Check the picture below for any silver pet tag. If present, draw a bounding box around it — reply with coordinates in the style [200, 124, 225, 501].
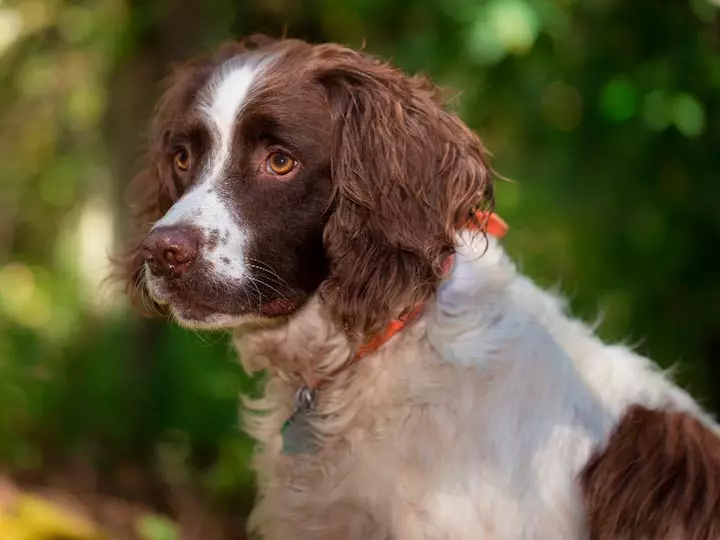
[281, 386, 318, 455]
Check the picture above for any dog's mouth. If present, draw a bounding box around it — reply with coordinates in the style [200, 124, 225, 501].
[146, 272, 302, 328]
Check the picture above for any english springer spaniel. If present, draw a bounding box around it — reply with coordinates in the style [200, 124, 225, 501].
[118, 36, 720, 539]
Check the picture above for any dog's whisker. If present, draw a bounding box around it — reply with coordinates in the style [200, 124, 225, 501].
[246, 259, 292, 288]
[249, 278, 264, 311]
[134, 266, 155, 315]
[246, 268, 290, 289]
[247, 277, 289, 301]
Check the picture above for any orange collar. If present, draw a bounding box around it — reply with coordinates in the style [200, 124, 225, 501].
[355, 210, 508, 359]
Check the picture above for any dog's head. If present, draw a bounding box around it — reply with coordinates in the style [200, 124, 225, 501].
[118, 36, 493, 336]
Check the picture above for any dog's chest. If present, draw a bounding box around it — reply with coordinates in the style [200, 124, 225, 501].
[271, 357, 595, 540]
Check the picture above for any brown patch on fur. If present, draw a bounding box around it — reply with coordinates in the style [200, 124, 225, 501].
[580, 405, 720, 540]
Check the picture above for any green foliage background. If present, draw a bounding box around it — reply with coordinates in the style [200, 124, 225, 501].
[0, 0, 718, 530]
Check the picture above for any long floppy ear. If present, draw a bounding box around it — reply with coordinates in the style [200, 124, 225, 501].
[312, 45, 494, 337]
[114, 35, 280, 313]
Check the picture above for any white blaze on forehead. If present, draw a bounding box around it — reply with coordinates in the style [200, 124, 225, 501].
[199, 54, 274, 181]
[151, 56, 272, 282]
[201, 62, 259, 175]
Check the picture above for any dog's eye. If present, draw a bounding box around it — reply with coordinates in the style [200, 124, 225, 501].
[266, 152, 296, 176]
[174, 148, 190, 172]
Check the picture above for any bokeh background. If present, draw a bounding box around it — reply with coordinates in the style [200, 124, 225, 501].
[1, 0, 719, 538]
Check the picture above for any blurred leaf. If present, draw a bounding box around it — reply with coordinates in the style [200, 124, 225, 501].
[672, 92, 705, 137]
[600, 78, 637, 122]
[135, 514, 178, 540]
[0, 494, 102, 540]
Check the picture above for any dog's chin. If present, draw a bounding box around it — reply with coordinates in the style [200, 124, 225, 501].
[170, 298, 299, 330]
[172, 310, 270, 330]
[145, 270, 304, 330]
[149, 286, 300, 331]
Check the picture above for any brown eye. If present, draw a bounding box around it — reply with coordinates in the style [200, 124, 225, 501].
[266, 152, 296, 176]
[174, 148, 190, 171]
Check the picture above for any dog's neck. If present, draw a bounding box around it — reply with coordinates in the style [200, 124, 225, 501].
[233, 293, 431, 456]
[232, 296, 355, 388]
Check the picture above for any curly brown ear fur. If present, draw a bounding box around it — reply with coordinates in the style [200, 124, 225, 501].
[311, 45, 494, 337]
[112, 35, 279, 314]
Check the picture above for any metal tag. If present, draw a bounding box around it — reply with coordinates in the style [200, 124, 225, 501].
[281, 386, 318, 455]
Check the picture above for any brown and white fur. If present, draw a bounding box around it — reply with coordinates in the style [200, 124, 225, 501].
[118, 36, 720, 539]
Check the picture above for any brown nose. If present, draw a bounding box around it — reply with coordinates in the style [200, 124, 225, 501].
[142, 226, 198, 279]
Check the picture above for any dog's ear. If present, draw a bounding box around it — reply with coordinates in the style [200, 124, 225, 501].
[312, 45, 494, 337]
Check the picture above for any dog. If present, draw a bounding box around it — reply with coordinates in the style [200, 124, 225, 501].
[118, 36, 720, 539]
